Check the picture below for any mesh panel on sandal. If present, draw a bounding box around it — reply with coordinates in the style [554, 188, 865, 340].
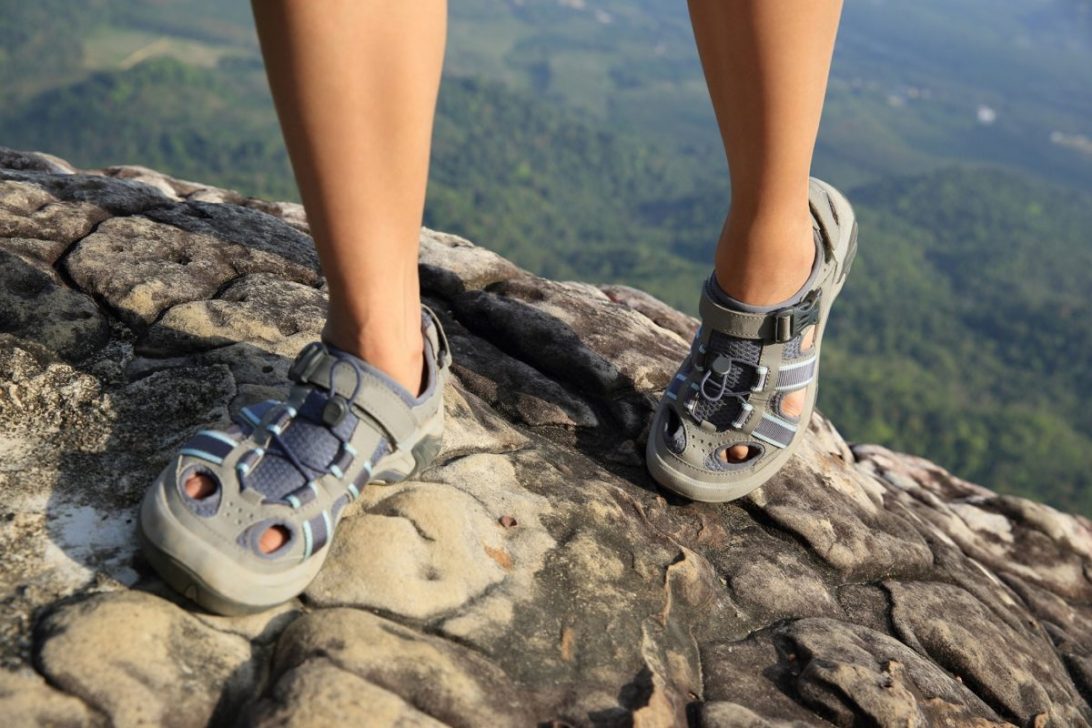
[684, 330, 763, 430]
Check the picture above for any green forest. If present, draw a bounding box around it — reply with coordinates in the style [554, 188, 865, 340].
[2, 0, 1091, 513]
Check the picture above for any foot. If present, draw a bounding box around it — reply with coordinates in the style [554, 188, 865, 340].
[143, 307, 453, 614]
[715, 220, 817, 464]
[183, 327, 428, 554]
[322, 315, 426, 398]
[645, 177, 858, 503]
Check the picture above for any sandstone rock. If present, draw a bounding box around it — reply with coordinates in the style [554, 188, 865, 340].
[0, 178, 107, 255]
[97, 165, 187, 201]
[3, 150, 1092, 727]
[142, 273, 327, 358]
[418, 227, 524, 295]
[451, 275, 685, 397]
[260, 609, 532, 726]
[248, 660, 447, 728]
[702, 634, 833, 725]
[0, 249, 110, 361]
[0, 669, 98, 727]
[699, 702, 814, 728]
[304, 482, 512, 617]
[444, 309, 598, 429]
[36, 592, 262, 727]
[0, 164, 172, 217]
[0, 341, 237, 666]
[776, 618, 1004, 726]
[97, 166, 313, 236]
[0, 147, 77, 175]
[436, 382, 531, 459]
[886, 580, 1086, 725]
[142, 200, 319, 276]
[0, 236, 72, 266]
[598, 283, 698, 342]
[64, 216, 316, 329]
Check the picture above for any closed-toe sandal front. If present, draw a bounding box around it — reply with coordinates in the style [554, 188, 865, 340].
[140, 306, 452, 615]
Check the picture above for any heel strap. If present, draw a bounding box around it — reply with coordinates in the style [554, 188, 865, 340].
[422, 304, 452, 368]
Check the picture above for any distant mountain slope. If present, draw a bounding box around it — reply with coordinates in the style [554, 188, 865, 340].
[0, 57, 713, 306]
[4, 0, 1091, 190]
[823, 167, 1092, 513]
[0, 57, 290, 198]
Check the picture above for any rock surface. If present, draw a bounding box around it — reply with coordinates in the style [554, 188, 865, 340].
[2, 147, 1092, 727]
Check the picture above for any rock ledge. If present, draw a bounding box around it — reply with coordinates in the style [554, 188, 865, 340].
[2, 147, 1091, 727]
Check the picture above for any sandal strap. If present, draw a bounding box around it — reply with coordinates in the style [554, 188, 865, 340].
[671, 275, 826, 448]
[286, 344, 418, 447]
[775, 355, 818, 391]
[809, 179, 839, 264]
[285, 307, 449, 448]
[751, 411, 799, 448]
[422, 304, 453, 368]
[697, 277, 822, 346]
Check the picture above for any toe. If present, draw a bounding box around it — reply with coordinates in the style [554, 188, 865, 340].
[184, 473, 216, 499]
[721, 443, 759, 463]
[259, 525, 290, 554]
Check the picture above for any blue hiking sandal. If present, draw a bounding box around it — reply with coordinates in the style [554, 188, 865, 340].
[646, 178, 858, 503]
[140, 306, 451, 615]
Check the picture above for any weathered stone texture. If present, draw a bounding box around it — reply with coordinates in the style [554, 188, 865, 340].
[2, 148, 1091, 727]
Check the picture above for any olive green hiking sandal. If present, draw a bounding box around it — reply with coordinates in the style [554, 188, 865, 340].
[646, 178, 857, 503]
[140, 306, 451, 615]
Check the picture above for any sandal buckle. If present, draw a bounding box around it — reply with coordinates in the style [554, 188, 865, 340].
[289, 342, 326, 383]
[774, 293, 821, 343]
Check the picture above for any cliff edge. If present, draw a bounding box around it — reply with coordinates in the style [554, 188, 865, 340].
[2, 147, 1092, 727]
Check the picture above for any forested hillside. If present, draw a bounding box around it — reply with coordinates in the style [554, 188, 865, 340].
[824, 169, 1092, 514]
[1, 0, 1090, 513]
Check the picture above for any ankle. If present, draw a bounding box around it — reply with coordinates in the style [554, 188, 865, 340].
[713, 213, 817, 307]
[321, 316, 426, 397]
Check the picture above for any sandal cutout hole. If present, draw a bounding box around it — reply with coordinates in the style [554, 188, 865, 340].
[778, 326, 816, 420]
[778, 390, 806, 420]
[184, 472, 218, 500]
[799, 324, 817, 354]
[179, 467, 223, 519]
[720, 444, 761, 464]
[242, 519, 295, 557]
[663, 409, 687, 454]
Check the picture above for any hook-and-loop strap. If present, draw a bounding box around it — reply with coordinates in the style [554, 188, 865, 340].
[698, 278, 821, 345]
[289, 344, 419, 447]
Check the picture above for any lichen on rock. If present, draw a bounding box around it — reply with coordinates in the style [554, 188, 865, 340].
[2, 147, 1092, 727]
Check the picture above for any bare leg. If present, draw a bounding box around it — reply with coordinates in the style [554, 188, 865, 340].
[687, 0, 843, 460]
[187, 0, 447, 553]
[252, 0, 446, 394]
